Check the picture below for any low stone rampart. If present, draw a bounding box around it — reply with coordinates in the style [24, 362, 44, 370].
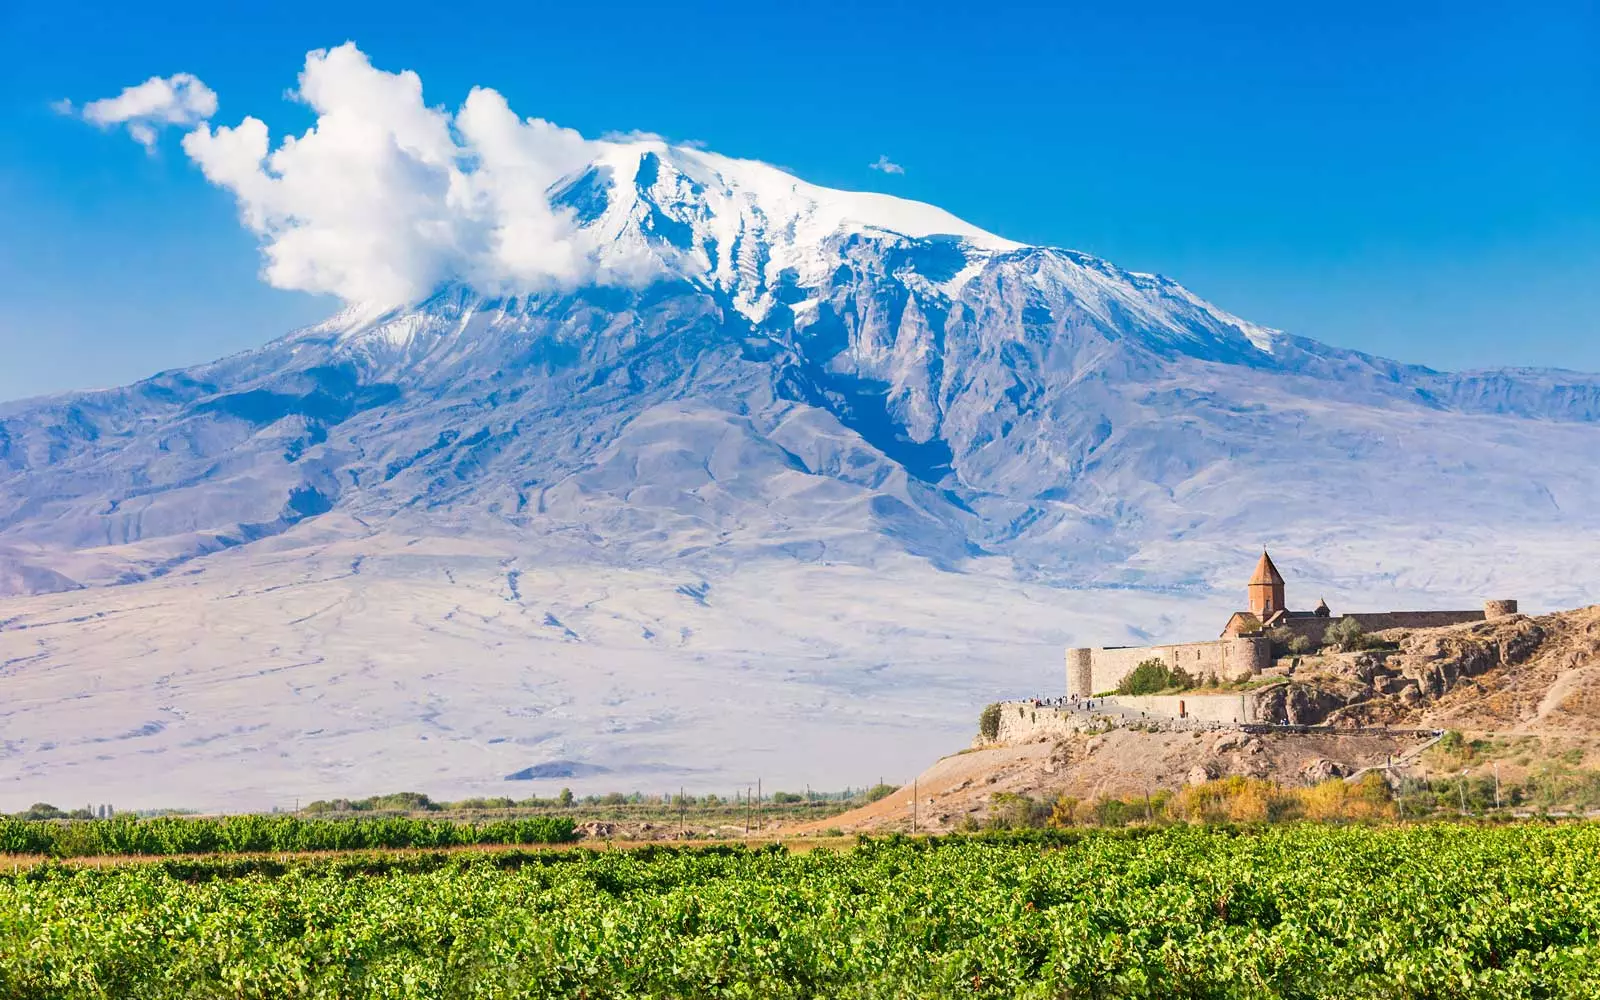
[990, 703, 1100, 744]
[1064, 637, 1270, 697]
[1104, 692, 1264, 725]
[1344, 611, 1485, 632]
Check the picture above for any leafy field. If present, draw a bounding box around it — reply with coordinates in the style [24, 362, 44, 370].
[1, 825, 1596, 998]
[0, 813, 576, 857]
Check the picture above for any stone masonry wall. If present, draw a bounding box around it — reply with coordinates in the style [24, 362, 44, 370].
[1064, 637, 1270, 697]
[1345, 611, 1485, 632]
[1105, 692, 1263, 725]
[989, 703, 1098, 745]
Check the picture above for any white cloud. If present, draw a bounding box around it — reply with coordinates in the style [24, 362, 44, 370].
[70, 73, 218, 150]
[175, 43, 609, 309]
[869, 154, 905, 175]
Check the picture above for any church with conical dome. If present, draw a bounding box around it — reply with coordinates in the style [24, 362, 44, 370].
[1063, 550, 1519, 700]
[1220, 550, 1333, 637]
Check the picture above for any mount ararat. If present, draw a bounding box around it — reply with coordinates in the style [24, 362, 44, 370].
[3, 139, 1598, 808]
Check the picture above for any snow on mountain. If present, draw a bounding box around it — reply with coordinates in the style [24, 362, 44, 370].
[3, 137, 1599, 807]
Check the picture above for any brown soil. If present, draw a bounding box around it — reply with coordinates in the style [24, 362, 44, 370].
[793, 729, 1424, 835]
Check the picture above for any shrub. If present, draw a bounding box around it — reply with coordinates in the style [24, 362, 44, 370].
[1323, 617, 1369, 651]
[986, 793, 1049, 830]
[978, 703, 1002, 741]
[1266, 625, 1295, 656]
[770, 792, 803, 804]
[1172, 777, 1292, 824]
[1288, 634, 1315, 655]
[1047, 795, 1080, 828]
[864, 784, 899, 804]
[1116, 659, 1192, 696]
[1300, 774, 1394, 821]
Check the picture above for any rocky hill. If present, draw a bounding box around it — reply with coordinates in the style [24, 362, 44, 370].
[1248, 606, 1600, 733]
[806, 606, 1600, 833]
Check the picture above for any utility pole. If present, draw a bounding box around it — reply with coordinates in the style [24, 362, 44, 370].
[1494, 763, 1502, 810]
[746, 786, 751, 834]
[680, 785, 685, 838]
[757, 778, 761, 833]
[1459, 769, 1468, 815]
[912, 778, 918, 833]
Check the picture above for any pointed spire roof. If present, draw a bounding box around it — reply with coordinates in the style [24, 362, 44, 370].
[1316, 596, 1330, 612]
[1249, 550, 1285, 586]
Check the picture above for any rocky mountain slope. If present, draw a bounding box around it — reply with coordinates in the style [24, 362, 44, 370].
[3, 137, 1600, 809]
[4, 140, 1600, 605]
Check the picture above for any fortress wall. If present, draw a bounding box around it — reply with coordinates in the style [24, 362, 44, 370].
[1344, 611, 1484, 632]
[990, 703, 1096, 745]
[1066, 637, 1270, 697]
[1106, 692, 1263, 725]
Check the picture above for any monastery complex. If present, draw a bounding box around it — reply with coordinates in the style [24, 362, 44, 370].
[1064, 551, 1519, 698]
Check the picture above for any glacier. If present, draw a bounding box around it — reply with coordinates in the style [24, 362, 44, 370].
[2, 138, 1599, 809]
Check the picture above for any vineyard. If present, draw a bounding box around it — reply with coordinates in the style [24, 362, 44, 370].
[1, 824, 1597, 998]
[0, 813, 576, 857]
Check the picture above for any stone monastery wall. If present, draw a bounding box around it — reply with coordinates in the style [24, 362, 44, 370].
[1065, 637, 1270, 698]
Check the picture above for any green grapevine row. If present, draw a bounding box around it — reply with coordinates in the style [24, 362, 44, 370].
[1, 824, 1597, 997]
[0, 813, 576, 857]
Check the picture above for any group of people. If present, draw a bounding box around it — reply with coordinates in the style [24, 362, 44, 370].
[1027, 695, 1099, 711]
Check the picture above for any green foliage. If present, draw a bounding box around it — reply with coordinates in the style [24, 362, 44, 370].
[2, 827, 1599, 997]
[1115, 658, 1193, 696]
[770, 791, 804, 804]
[0, 814, 576, 858]
[985, 792, 1050, 830]
[1323, 616, 1370, 651]
[864, 783, 898, 803]
[978, 702, 1002, 740]
[13, 803, 68, 822]
[557, 787, 574, 807]
[301, 791, 440, 814]
[1288, 633, 1315, 654]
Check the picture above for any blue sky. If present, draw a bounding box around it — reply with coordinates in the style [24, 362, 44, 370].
[1, 0, 1595, 401]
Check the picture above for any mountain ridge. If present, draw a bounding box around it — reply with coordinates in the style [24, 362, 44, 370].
[4, 138, 1600, 603]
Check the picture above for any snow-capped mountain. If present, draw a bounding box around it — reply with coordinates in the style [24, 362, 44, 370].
[2, 139, 1598, 808]
[5, 139, 1599, 599]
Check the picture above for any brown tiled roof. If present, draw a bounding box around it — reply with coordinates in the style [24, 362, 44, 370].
[1249, 550, 1285, 586]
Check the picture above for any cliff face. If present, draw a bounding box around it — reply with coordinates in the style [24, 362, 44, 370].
[1259, 607, 1600, 733]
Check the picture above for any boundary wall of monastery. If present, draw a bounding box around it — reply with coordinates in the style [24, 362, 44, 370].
[990, 703, 1100, 744]
[1104, 692, 1263, 725]
[1065, 637, 1270, 698]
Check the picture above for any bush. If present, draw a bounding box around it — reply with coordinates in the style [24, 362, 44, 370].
[864, 784, 899, 804]
[1266, 625, 1295, 656]
[1323, 617, 1369, 651]
[1288, 634, 1315, 655]
[978, 703, 1002, 741]
[1047, 795, 1080, 828]
[770, 792, 803, 804]
[986, 793, 1049, 830]
[1116, 658, 1192, 696]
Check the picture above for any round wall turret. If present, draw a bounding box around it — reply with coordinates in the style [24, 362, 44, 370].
[1484, 599, 1519, 619]
[1065, 648, 1093, 698]
[1222, 636, 1271, 681]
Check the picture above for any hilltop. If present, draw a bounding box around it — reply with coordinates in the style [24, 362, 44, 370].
[805, 604, 1600, 833]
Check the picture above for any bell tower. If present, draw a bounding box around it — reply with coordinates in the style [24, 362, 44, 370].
[1248, 550, 1286, 619]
